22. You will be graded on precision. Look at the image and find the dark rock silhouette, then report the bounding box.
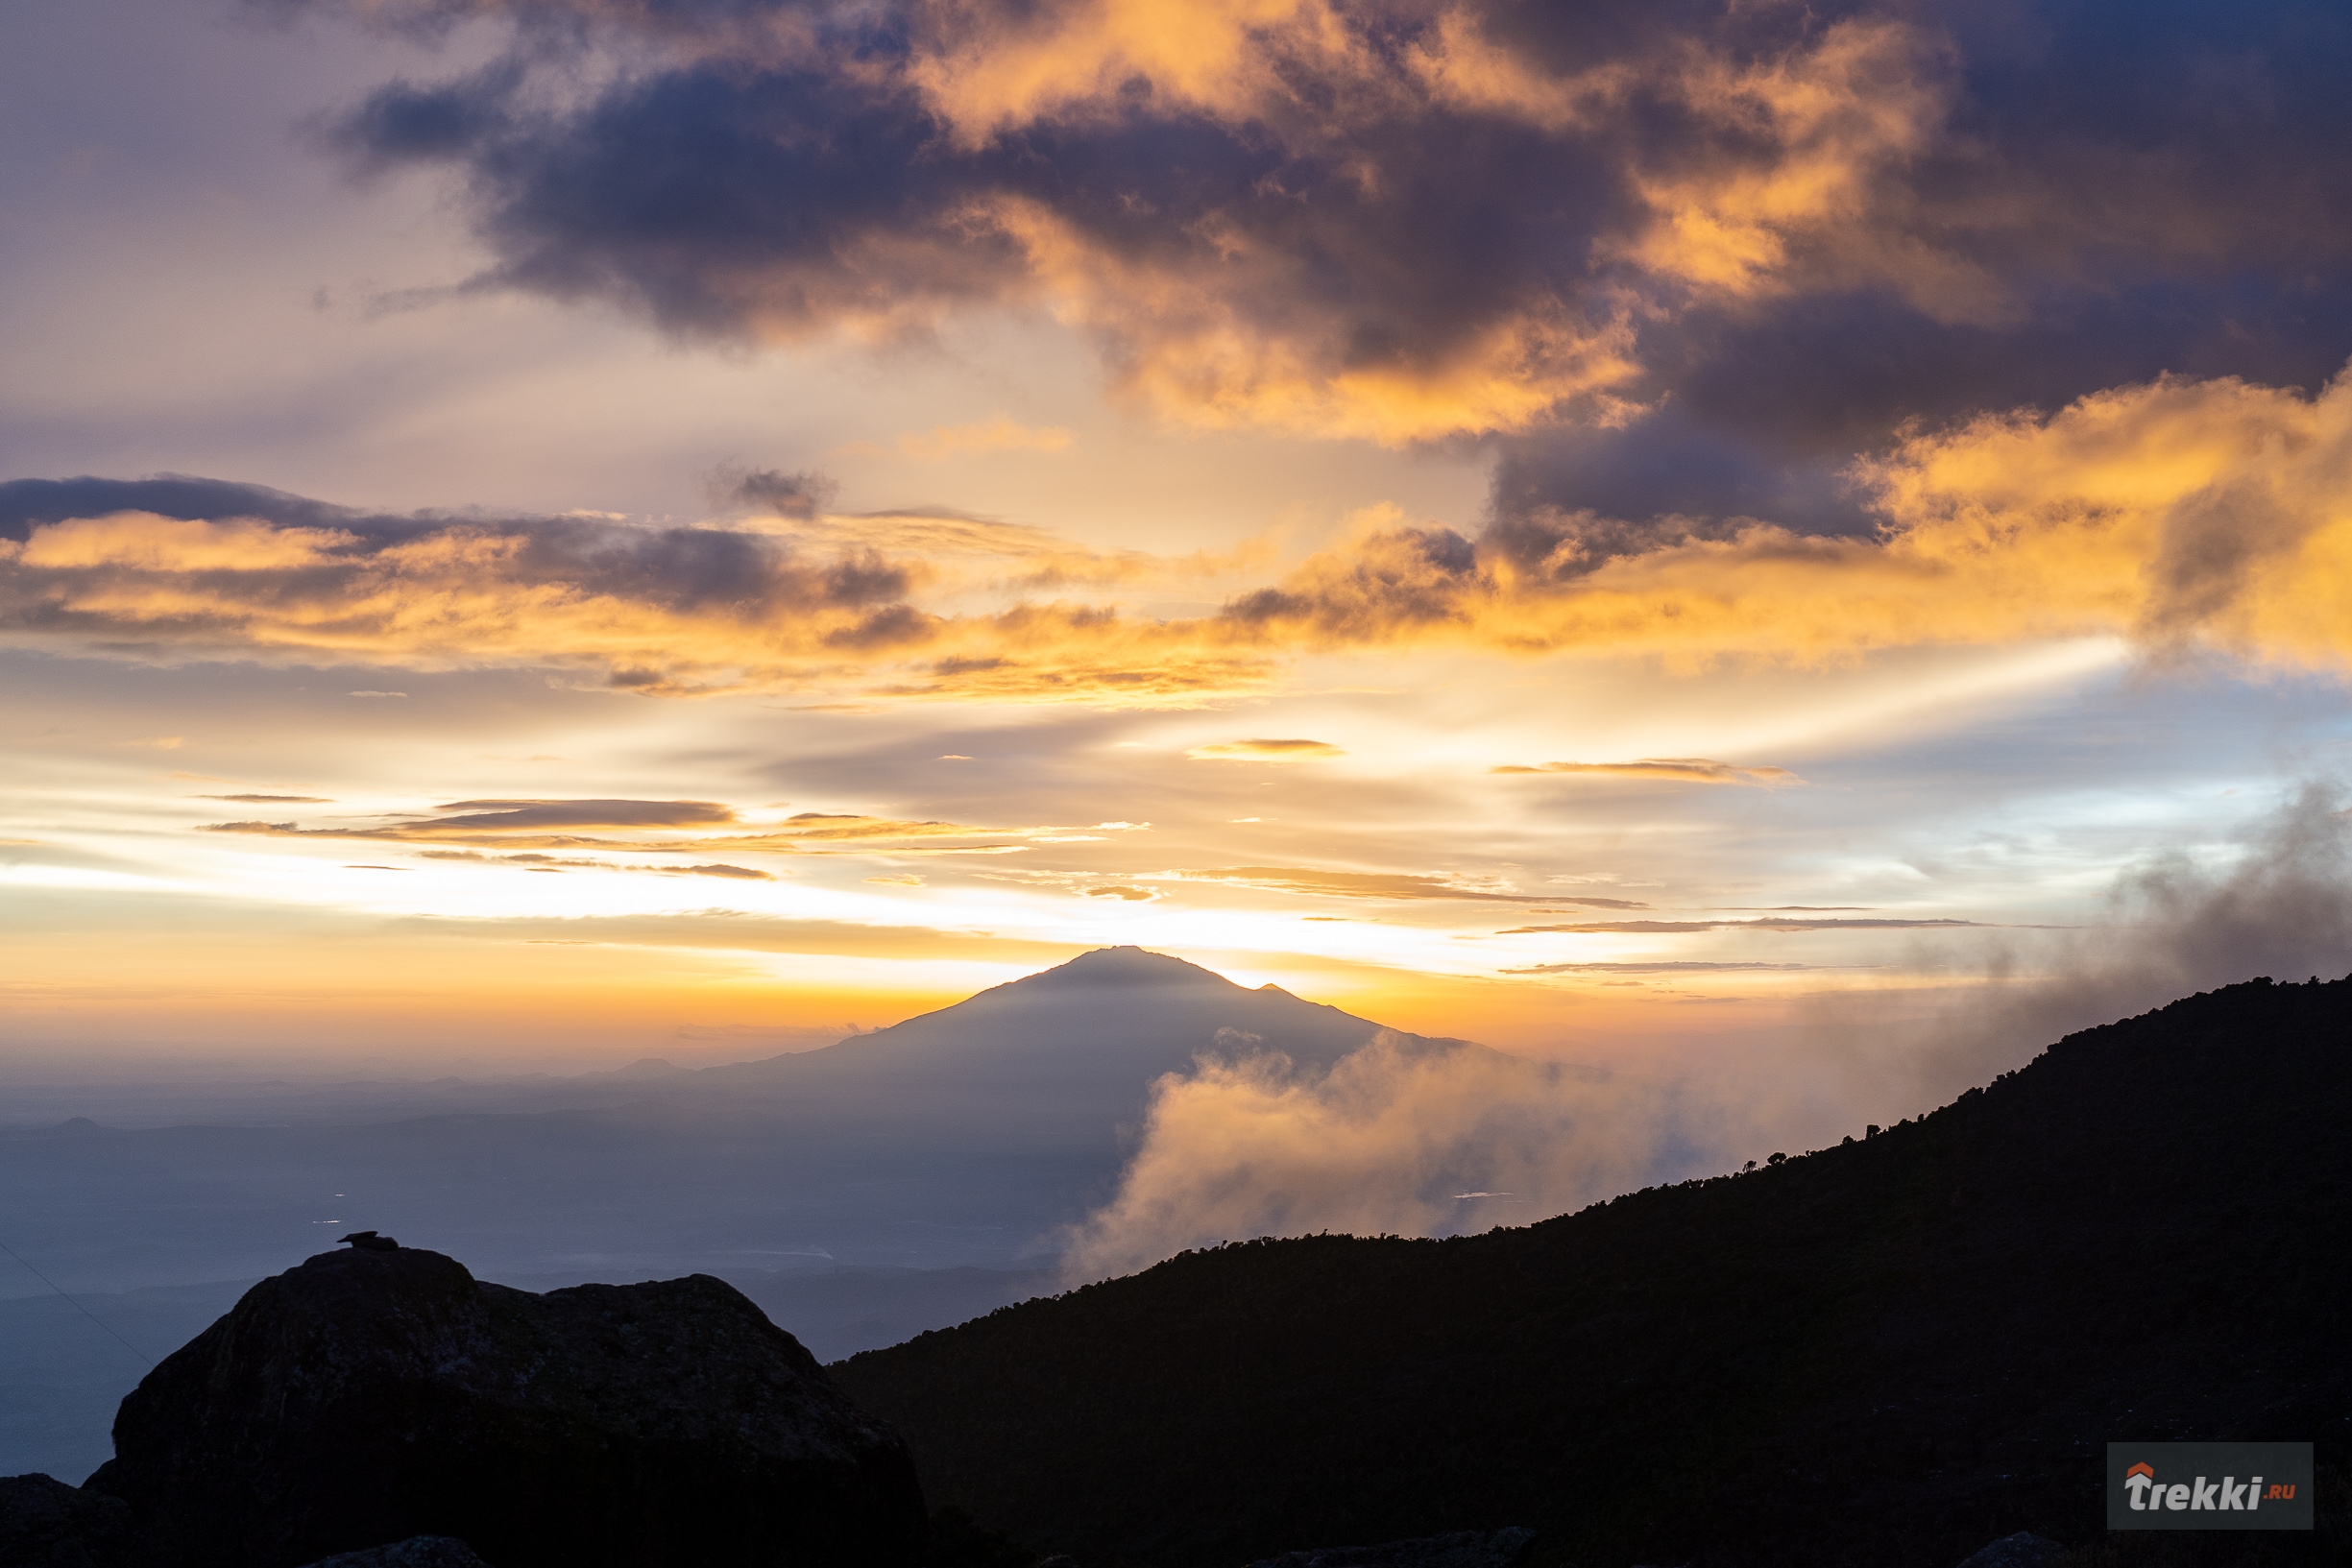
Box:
[85,1247,925,1568]
[0,1471,132,1567]
[1245,1527,1536,1567]
[1953,1533,2064,1568]
[335,1230,400,1251]
[297,1538,491,1568]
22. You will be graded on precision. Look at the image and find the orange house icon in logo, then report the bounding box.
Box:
[2126,1463,2155,1481]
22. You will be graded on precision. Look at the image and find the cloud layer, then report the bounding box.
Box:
[13,357,2352,696]
[277,0,2352,460]
[198,793,1145,856]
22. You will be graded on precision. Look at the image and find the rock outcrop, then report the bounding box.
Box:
[297,1539,493,1568]
[0,1471,132,1567]
[85,1246,927,1568]
[1244,1529,1536,1568]
[1952,1534,2065,1568]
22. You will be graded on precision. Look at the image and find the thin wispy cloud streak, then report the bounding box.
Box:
[1490,759,1803,784]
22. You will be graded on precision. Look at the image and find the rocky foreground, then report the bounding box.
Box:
[0,1246,925,1567]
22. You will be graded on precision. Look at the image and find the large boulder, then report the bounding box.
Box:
[85,1247,926,1568]
[0,1471,133,1567]
[297,1541,493,1568]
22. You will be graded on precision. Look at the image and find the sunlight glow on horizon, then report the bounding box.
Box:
[5,0,2351,1085]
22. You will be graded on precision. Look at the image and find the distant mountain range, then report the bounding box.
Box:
[837,974,2352,1568]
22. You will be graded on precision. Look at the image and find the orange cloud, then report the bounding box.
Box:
[886,6,1976,435]
[1491,759,1805,785]
[1179,867,1649,908]
[303,0,2352,456]
[1224,365,2352,673]
[199,794,334,804]
[12,365,2352,697]
[1185,738,1345,762]
[906,0,1390,146]
[16,512,355,571]
[983,190,1643,442]
[418,851,773,880]
[199,800,1152,857]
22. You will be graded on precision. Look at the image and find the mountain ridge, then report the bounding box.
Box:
[836,973,2352,1568]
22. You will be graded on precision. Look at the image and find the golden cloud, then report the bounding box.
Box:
[198,794,335,804]
[889,6,1969,436]
[16,513,356,571]
[12,364,2352,697]
[0,506,1281,705]
[1491,759,1805,785]
[417,850,774,880]
[1181,867,1649,908]
[1224,366,2352,674]
[980,195,1644,443]
[906,0,1389,146]
[1185,738,1346,762]
[199,799,1150,857]
[306,0,2349,456]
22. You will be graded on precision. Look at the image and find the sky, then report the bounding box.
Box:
[7,0,2352,1089]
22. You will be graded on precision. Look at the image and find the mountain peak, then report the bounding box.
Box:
[1018,947,1241,990]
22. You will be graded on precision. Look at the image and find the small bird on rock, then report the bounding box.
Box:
[337,1230,400,1251]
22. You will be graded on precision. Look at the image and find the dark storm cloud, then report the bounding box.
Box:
[720,468,838,520]
[272,0,2352,495]
[330,59,524,171]
[1483,0,2352,527]
[0,475,370,544]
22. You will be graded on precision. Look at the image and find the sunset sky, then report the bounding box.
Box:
[7,0,2352,1085]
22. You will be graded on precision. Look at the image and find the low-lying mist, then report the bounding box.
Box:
[1060,1030,1712,1283]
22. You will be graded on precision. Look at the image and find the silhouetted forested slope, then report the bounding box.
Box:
[838,976,2352,1568]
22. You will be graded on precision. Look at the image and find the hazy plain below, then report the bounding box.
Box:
[2,949,1509,1480]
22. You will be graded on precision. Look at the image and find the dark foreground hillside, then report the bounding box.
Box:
[838,976,2352,1568]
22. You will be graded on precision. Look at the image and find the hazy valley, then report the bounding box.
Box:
[2,949,1616,1483]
